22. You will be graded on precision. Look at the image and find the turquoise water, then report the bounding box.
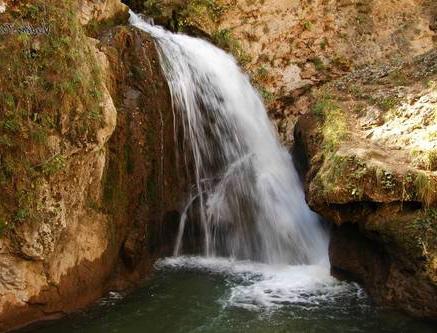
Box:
[27,257,434,333]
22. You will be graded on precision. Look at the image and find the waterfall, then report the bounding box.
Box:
[129,12,328,265]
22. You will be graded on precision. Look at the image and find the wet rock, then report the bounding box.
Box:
[0,3,186,331]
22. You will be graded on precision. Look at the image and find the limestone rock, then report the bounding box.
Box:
[294,50,437,318]
[78,0,129,26]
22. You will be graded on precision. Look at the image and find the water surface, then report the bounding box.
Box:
[29,257,434,333]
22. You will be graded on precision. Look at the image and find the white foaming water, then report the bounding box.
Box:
[156,256,364,311]
[129,11,359,311]
[129,11,328,266]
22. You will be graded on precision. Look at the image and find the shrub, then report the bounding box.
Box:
[415,172,437,207]
[212,29,252,66]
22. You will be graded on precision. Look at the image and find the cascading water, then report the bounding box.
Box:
[129,11,328,266]
[20,13,434,333]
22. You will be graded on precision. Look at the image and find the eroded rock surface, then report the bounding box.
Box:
[131,0,436,146]
[295,50,437,318]
[0,1,185,331]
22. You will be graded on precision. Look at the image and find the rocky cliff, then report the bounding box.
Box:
[133,0,437,317]
[132,0,436,145]
[0,1,185,331]
[0,0,436,330]
[295,50,437,318]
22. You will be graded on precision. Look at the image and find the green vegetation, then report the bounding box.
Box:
[40,154,66,176]
[331,56,351,71]
[376,96,400,112]
[211,29,252,66]
[15,208,29,222]
[172,0,229,32]
[0,0,106,233]
[375,169,396,193]
[143,0,163,17]
[310,57,325,71]
[407,209,437,264]
[302,20,313,31]
[255,65,269,81]
[412,148,437,172]
[411,209,437,233]
[319,37,328,50]
[314,153,372,200]
[388,69,408,86]
[415,172,437,207]
[311,94,348,152]
[258,87,274,103]
[424,149,437,171]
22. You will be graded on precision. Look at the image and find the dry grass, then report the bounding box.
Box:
[415,172,437,207]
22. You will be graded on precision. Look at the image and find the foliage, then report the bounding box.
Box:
[310,57,325,71]
[40,154,66,176]
[174,0,229,32]
[302,20,312,31]
[255,65,269,82]
[211,28,252,66]
[407,209,437,261]
[143,0,163,17]
[0,0,105,234]
[415,172,437,207]
[312,94,348,152]
[258,87,274,103]
[376,96,400,112]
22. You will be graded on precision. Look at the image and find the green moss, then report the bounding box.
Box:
[415,172,437,207]
[406,209,437,265]
[0,0,106,231]
[376,96,400,112]
[315,154,372,199]
[173,0,229,33]
[14,208,29,222]
[319,37,328,50]
[85,10,128,38]
[312,94,348,152]
[31,128,48,144]
[0,135,14,148]
[2,118,21,133]
[40,154,66,176]
[310,57,325,71]
[143,0,163,17]
[254,65,269,82]
[388,69,409,86]
[257,88,273,103]
[211,28,252,67]
[302,20,313,31]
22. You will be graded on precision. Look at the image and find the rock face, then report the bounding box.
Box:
[0,1,186,331]
[78,0,129,25]
[216,0,437,146]
[99,25,188,282]
[131,0,436,146]
[295,50,437,318]
[0,0,435,330]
